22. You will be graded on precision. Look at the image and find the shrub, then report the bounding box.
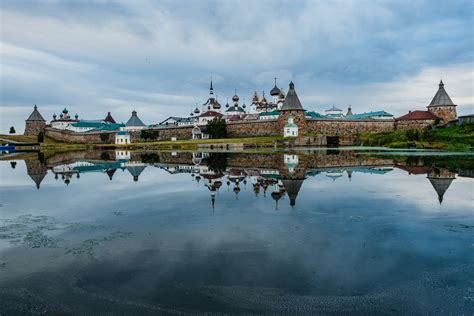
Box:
[9,126,15,134]
[100,133,109,142]
[37,132,44,143]
[207,118,227,139]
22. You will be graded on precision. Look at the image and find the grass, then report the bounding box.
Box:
[0,134,37,143]
[360,124,474,151]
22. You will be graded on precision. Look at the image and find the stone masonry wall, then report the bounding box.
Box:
[395,119,435,131]
[24,121,46,136]
[45,127,115,143]
[227,120,279,137]
[427,106,457,122]
[306,119,395,135]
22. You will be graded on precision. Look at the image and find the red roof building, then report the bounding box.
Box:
[396,110,438,121]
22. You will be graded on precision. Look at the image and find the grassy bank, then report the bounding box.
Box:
[360,125,474,151]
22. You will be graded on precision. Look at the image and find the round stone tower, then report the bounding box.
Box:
[278,81,306,136]
[24,104,46,136]
[427,80,457,123]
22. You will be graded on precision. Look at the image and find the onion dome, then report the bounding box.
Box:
[213,97,221,109]
[232,90,239,102]
[278,89,285,99]
[194,106,200,114]
[75,113,78,120]
[60,113,64,118]
[62,107,68,114]
[242,99,246,109]
[53,113,57,120]
[270,78,280,96]
[225,98,230,108]
[252,91,259,104]
[260,91,267,105]
[190,112,194,117]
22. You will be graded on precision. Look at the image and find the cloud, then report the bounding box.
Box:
[0,0,472,132]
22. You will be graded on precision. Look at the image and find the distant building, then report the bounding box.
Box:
[197,110,223,125]
[278,81,306,136]
[427,80,457,122]
[123,110,146,131]
[51,108,79,130]
[458,114,474,125]
[104,112,116,123]
[325,106,344,118]
[159,116,196,126]
[68,121,123,133]
[395,110,438,130]
[115,131,131,144]
[24,105,46,136]
[283,115,298,137]
[347,111,394,120]
[259,109,280,120]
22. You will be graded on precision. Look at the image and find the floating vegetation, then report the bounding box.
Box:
[64,231,133,257]
[23,229,59,248]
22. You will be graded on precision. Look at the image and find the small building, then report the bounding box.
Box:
[24,104,46,136]
[123,110,146,131]
[325,106,344,118]
[395,110,439,130]
[192,125,210,140]
[115,131,131,145]
[458,114,474,125]
[159,116,196,126]
[283,116,298,137]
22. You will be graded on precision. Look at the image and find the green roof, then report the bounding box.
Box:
[71,121,123,130]
[259,110,280,117]
[305,111,325,119]
[346,111,393,119]
[284,123,297,128]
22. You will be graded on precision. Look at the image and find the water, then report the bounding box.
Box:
[0,149,473,314]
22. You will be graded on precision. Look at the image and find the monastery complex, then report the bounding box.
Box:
[24,78,461,145]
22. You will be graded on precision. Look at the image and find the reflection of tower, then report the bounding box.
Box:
[280,154,306,207]
[346,170,353,180]
[271,190,282,210]
[106,168,117,181]
[126,165,147,182]
[427,168,456,204]
[25,158,48,189]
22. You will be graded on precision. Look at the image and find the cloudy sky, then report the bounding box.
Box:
[1,0,473,132]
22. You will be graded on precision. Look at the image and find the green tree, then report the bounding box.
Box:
[100,133,109,142]
[9,126,15,134]
[207,117,227,139]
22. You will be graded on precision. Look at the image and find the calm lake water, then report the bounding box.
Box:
[0,149,473,315]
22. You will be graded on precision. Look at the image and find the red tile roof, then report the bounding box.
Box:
[396,110,438,121]
[199,110,223,118]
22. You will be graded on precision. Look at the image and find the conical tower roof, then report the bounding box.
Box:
[26,105,45,121]
[281,178,304,206]
[104,112,116,123]
[428,80,456,107]
[428,177,454,204]
[125,110,145,127]
[281,81,303,111]
[127,165,147,181]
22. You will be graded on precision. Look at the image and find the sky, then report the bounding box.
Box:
[0,0,473,133]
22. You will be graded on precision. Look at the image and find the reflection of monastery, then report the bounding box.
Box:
[17,150,464,207]
[25,79,462,144]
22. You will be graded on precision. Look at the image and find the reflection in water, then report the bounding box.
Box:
[17,150,465,207]
[1,149,473,314]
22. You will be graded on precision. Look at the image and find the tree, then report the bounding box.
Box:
[9,126,15,134]
[100,133,109,142]
[37,132,44,143]
[207,117,227,139]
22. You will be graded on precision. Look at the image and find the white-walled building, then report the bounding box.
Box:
[115,131,131,145]
[283,116,298,137]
